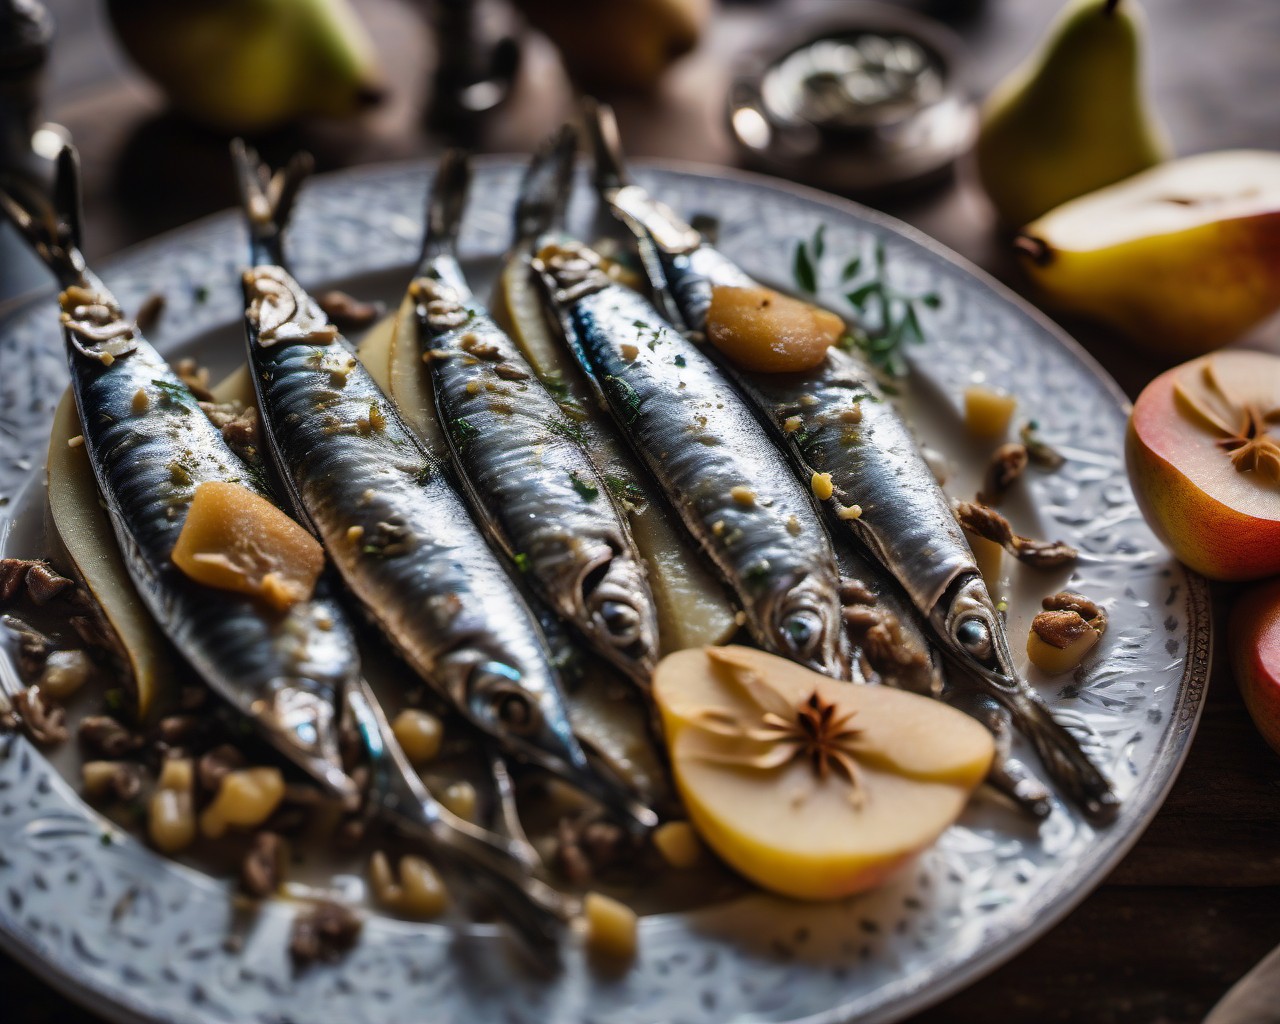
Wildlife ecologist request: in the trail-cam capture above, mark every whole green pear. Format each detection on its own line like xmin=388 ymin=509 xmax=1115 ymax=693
xmin=107 ymin=0 xmax=385 ymax=134
xmin=975 ymin=0 xmax=1170 ymax=228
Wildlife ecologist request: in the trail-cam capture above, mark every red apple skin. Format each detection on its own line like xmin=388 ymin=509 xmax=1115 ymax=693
xmin=1228 ymin=579 xmax=1280 ymax=757
xmin=1127 ymin=365 xmax=1280 ymax=582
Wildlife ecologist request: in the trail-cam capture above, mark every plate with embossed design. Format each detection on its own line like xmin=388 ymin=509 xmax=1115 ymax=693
xmin=0 ymin=159 xmax=1210 ymax=1024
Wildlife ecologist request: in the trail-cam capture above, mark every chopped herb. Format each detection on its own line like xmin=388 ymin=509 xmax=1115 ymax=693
xmin=513 ymin=552 xmax=530 ymax=573
xmin=840 ymin=256 xmax=862 ymax=282
xmin=543 ymin=370 xmax=572 ymax=402
xmin=673 ymin=354 xmax=686 ymax=368
xmin=103 ymin=688 xmax=125 ymax=714
xmin=99 ymin=831 xmax=114 ymax=847
xmin=744 ymin=559 xmax=772 ymax=584
xmin=792 ymin=227 xmax=821 ymax=294
xmin=604 ymin=474 xmax=646 ymax=506
xmin=547 ymin=416 xmax=586 ymax=444
xmin=414 ymin=465 xmax=433 ymax=485
xmin=568 ymin=470 xmax=599 ymax=501
xmin=192 ymin=285 xmax=209 ymax=304
xmin=603 ymin=374 xmax=643 ymax=425
xmin=451 ymin=416 xmax=479 ymax=447
xmin=151 ymin=379 xmax=191 ymax=410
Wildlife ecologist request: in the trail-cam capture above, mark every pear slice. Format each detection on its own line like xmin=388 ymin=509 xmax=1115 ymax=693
xmin=490 ymin=255 xmax=739 ymax=653
xmin=1017 ymin=151 xmax=1280 ymax=357
xmin=356 ymin=307 xmax=397 ymax=395
xmin=653 ymin=646 xmax=994 ymax=901
xmin=47 ymin=391 xmax=176 ymax=717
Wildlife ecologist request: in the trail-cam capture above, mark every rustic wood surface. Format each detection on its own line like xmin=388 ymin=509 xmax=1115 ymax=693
xmin=3 ymin=1 xmax=1279 ymax=1021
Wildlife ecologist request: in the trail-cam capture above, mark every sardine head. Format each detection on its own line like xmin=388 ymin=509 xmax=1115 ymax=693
xmin=765 ymin=574 xmax=849 ymax=678
xmin=934 ymin=574 xmax=1018 ymax=690
xmin=580 ymin=548 xmax=659 ymax=681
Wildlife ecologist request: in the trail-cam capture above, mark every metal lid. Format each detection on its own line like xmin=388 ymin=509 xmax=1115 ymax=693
xmin=728 ymin=4 xmax=975 ymax=195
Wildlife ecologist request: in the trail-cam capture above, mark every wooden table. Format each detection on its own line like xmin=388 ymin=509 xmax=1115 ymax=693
xmin=5 ymin=1 xmax=1280 ymax=1020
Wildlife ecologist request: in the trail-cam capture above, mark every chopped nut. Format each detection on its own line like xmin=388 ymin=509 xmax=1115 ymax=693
xmin=83 ymin=759 xmax=144 ymax=802
xmin=836 ymin=503 xmax=862 ymax=520
xmin=783 ymin=415 xmax=803 ymax=433
xmin=730 ymin=485 xmax=756 ymax=506
xmin=78 ymin=715 xmax=143 ymax=758
xmin=369 ymin=851 xmax=447 ymax=919
xmin=200 ymin=767 xmax=286 ymax=839
xmin=317 ymin=290 xmax=381 ymax=331
xmin=785 ymin=515 xmax=802 ymax=536
xmin=175 ymin=358 xmax=215 ymax=401
xmin=1042 ymin=590 xmax=1105 ymax=627
xmin=810 ymin=472 xmax=834 ymax=501
xmin=978 ymin=442 xmax=1029 ymax=506
xmin=1031 ymin=610 xmax=1095 ymax=649
xmin=391 ymin=708 xmax=443 ymax=766
xmin=1020 ymin=421 xmax=1066 ymax=470
xmin=241 ymin=831 xmax=285 ymax=898
xmin=953 ymin=500 xmax=1077 ymax=569
xmin=131 ymin=388 xmax=151 ymax=415
xmin=289 ymin=901 xmax=362 ymax=967
xmin=440 ymin=780 xmax=477 ymax=822
xmin=149 ymin=758 xmax=196 ymax=854
xmin=494 ymin=363 xmax=529 ymax=381
xmin=620 ymin=343 xmax=640 ymax=362
xmin=198 ymin=743 xmax=246 ymax=794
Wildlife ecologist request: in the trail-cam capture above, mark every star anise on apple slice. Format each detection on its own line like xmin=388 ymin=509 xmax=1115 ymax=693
xmin=1175 ymin=358 xmax=1280 ymax=485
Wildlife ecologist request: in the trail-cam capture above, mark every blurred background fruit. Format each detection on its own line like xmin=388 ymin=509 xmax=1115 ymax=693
xmin=975 ymin=0 xmax=1169 ymax=229
xmin=106 ymin=0 xmax=385 ymax=133
xmin=1229 ymin=579 xmax=1280 ymax=758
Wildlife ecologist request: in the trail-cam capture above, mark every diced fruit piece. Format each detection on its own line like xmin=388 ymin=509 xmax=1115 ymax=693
xmin=1127 ymin=351 xmax=1280 ymax=581
xmin=653 ymin=820 xmax=704 ymax=869
xmin=369 ymin=851 xmax=449 ymax=919
xmin=149 ymin=757 xmax=196 ymax=854
xmin=652 ymin=646 xmax=994 ymax=901
xmin=356 ymin=308 xmax=397 ymax=394
xmin=440 ymin=781 xmax=477 ymax=822
xmin=200 ymin=766 xmax=285 ymax=839
xmin=171 ymin=481 xmax=324 ymax=610
xmin=582 ymin=891 xmax=638 ymax=960
xmin=1228 ymin=579 xmax=1280 ymax=757
xmin=1026 ymin=612 xmax=1100 ymax=674
xmin=965 ymin=528 xmax=1004 ymax=593
xmin=964 ymin=385 xmax=1017 ymax=440
xmin=706 ymin=285 xmax=845 ymax=373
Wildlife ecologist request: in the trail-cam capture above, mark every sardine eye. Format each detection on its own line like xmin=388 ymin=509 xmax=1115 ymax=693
xmin=956 ymin=618 xmax=993 ymax=660
xmin=491 ymin=688 xmax=542 ymax=737
xmin=597 ymin=600 xmax=640 ymax=643
xmin=782 ymin=610 xmax=823 ymax=659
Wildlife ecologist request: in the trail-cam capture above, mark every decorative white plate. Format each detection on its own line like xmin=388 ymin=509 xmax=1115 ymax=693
xmin=0 ymin=159 xmax=1210 ymax=1024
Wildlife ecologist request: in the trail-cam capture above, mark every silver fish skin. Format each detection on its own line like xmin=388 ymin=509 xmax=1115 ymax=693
xmin=39 ymin=269 xmax=356 ymax=800
xmin=586 ymin=107 xmax=1118 ymax=821
xmin=531 ymin=240 xmax=851 ymax=681
xmin=231 ymin=150 xmax=653 ymax=830
xmin=409 ymin=152 xmax=659 ymax=687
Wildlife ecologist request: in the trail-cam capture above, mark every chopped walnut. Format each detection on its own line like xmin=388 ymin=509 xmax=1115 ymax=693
xmin=289 ymin=901 xmax=362 ymax=967
xmin=198 ymin=743 xmax=246 ymax=794
xmin=978 ymin=442 xmax=1029 ymax=506
xmin=555 ymin=813 xmax=633 ymax=884
xmin=954 ymin=500 xmax=1078 ymax=569
xmin=14 ymin=687 xmax=68 ymax=745
xmin=317 ymin=290 xmax=382 ymax=331
xmin=241 ymin=831 xmax=285 ymax=898
xmin=1041 ymin=591 xmax=1108 ymax=634
xmin=78 ymin=714 xmax=144 ymax=758
xmin=843 ymin=604 xmax=936 ymax=693
xmin=175 ymin=358 xmax=216 ymax=401
xmin=198 ymin=400 xmax=260 ymax=464
xmin=1031 ymin=610 xmax=1096 ymax=649
xmin=1020 ymin=421 xmax=1066 ymax=470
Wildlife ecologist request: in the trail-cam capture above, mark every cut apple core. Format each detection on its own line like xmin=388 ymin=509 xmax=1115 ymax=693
xmin=1173 ymin=357 xmax=1280 ymax=486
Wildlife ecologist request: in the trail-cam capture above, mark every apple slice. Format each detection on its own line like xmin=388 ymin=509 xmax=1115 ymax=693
xmin=653 ymin=646 xmax=994 ymax=901
xmin=1127 ymin=350 xmax=1280 ymax=581
xmin=1228 ymin=579 xmax=1280 ymax=757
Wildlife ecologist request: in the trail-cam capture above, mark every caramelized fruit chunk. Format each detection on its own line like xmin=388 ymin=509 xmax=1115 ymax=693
xmin=171 ymin=481 xmax=324 ymax=610
xmin=706 ymin=285 xmax=844 ymax=373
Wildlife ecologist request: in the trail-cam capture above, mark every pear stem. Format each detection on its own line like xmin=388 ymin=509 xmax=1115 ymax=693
xmin=1104 ymin=0 xmax=1121 ymax=14
xmin=1013 ymin=235 xmax=1053 ymax=267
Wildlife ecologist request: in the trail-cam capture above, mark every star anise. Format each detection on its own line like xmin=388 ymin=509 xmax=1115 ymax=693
xmin=690 ymin=649 xmax=867 ymax=806
xmin=1175 ymin=360 xmax=1280 ymax=485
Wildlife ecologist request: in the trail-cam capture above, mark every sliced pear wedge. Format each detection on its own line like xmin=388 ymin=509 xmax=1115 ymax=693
xmin=492 ymin=253 xmax=738 ymax=653
xmin=46 ymin=390 xmax=176 ymax=717
xmin=653 ymin=646 xmax=994 ymax=900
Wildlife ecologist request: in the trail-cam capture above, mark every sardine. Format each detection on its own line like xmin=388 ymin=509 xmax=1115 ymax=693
xmin=408 ymin=151 xmax=659 ymax=688
xmin=230 ymin=141 xmax=655 ymax=830
xmin=584 ymin=103 xmax=1117 ymax=821
xmin=520 ymin=133 xmax=851 ymax=681
xmin=0 ymin=147 xmax=355 ymax=801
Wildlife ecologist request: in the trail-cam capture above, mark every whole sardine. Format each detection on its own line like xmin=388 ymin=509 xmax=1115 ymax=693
xmin=0 ymin=147 xmax=355 ymax=801
xmin=520 ymin=136 xmax=851 ymax=681
xmin=584 ymin=103 xmax=1116 ymax=821
xmin=230 ymin=141 xmax=655 ymax=829
xmin=408 ymin=151 xmax=659 ymax=687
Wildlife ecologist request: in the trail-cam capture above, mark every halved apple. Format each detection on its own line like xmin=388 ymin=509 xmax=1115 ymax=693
xmin=653 ymin=646 xmax=994 ymax=901
xmin=1228 ymin=579 xmax=1280 ymax=757
xmin=1127 ymin=350 xmax=1280 ymax=581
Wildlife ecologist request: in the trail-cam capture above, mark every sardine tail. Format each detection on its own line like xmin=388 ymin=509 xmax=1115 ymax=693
xmin=0 ymin=143 xmax=87 ymax=287
xmin=230 ymin=139 xmax=313 ymax=267
xmin=515 ymin=125 xmax=577 ymax=244
xmin=581 ymin=98 xmax=629 ymax=194
xmin=420 ymin=148 xmax=471 ymax=269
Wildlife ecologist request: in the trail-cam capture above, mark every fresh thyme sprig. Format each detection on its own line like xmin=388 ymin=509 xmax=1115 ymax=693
xmin=791 ymin=228 xmax=941 ymax=380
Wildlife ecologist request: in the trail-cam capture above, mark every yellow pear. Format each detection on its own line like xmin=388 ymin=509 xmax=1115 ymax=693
xmin=1017 ymin=150 xmax=1280 ymax=358
xmin=653 ymin=646 xmax=994 ymax=900
xmin=107 ymin=0 xmax=384 ymax=133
